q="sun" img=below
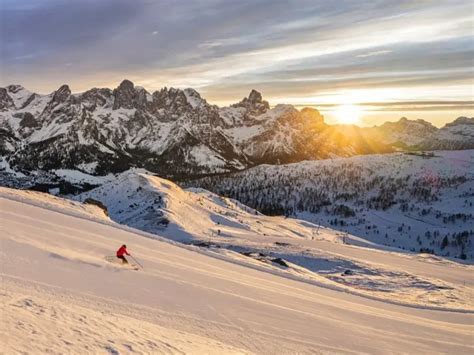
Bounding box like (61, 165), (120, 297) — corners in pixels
(334, 104), (362, 125)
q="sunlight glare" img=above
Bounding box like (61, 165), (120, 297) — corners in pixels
(334, 104), (362, 125)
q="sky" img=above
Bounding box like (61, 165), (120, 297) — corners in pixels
(1, 0), (473, 126)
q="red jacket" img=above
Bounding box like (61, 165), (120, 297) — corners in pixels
(116, 246), (130, 257)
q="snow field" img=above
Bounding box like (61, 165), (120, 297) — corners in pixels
(1, 187), (473, 353)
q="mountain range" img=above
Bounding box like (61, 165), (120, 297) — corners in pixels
(1, 80), (473, 178)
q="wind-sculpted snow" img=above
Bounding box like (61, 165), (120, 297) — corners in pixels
(1, 81), (472, 179)
(188, 150), (474, 260)
(1, 185), (473, 353)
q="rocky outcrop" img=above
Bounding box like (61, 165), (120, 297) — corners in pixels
(0, 88), (15, 111)
(52, 84), (71, 104)
(232, 89), (270, 116)
(113, 79), (141, 109)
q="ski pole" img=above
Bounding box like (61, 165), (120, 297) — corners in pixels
(130, 255), (144, 269)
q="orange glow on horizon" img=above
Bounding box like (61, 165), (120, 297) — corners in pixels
(333, 104), (363, 125)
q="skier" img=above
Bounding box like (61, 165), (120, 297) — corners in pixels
(116, 244), (130, 264)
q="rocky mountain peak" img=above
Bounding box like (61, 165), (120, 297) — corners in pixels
(152, 87), (188, 111)
(113, 79), (139, 110)
(248, 89), (263, 103)
(52, 84), (71, 104)
(80, 88), (113, 108)
(118, 79), (134, 91)
(6, 84), (25, 94)
(1, 80), (471, 179)
(183, 88), (207, 109)
(232, 89), (269, 115)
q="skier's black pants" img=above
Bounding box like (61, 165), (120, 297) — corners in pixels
(117, 255), (128, 264)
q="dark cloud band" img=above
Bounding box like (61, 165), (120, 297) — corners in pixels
(1, 0), (473, 124)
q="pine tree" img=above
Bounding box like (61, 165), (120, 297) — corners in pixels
(441, 236), (449, 250)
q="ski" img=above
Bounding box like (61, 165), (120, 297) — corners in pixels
(104, 255), (140, 270)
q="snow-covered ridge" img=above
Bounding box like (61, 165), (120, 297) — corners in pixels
(1, 80), (472, 179)
(76, 169), (317, 243)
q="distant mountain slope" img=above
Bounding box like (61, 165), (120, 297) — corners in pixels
(1, 80), (471, 178)
(366, 117), (438, 147)
(187, 150), (474, 260)
(417, 117), (474, 150)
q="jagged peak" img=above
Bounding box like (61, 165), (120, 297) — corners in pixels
(183, 88), (200, 96)
(153, 86), (181, 97)
(6, 84), (26, 93)
(232, 89), (269, 113)
(248, 89), (263, 103)
(57, 84), (71, 93)
(52, 84), (71, 103)
(113, 79), (142, 109)
(183, 88), (207, 109)
(117, 79), (134, 91)
(81, 87), (113, 95)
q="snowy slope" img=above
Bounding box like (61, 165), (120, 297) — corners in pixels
(76, 169), (327, 244)
(189, 150), (474, 260)
(1, 187), (474, 354)
(69, 171), (474, 311)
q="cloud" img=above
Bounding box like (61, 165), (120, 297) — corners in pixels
(1, 0), (473, 121)
(356, 50), (392, 58)
(312, 101), (474, 112)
